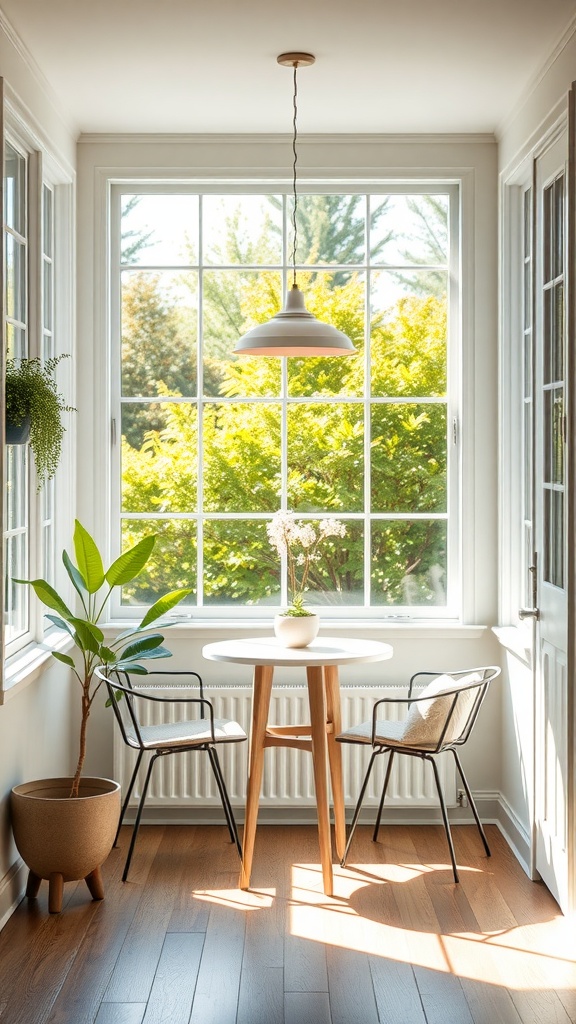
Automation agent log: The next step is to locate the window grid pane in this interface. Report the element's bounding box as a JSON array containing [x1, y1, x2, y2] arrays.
[[41, 183, 56, 585], [4, 143, 30, 646], [542, 176, 565, 590], [522, 186, 534, 609]]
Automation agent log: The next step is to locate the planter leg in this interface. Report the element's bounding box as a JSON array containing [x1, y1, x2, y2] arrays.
[[85, 866, 104, 902], [25, 871, 42, 899], [48, 873, 64, 914]]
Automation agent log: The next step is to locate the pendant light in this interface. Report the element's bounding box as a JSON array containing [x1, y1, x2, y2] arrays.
[[234, 53, 356, 358]]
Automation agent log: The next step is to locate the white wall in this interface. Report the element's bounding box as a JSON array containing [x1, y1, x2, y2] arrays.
[[0, 662, 77, 926], [0, 14, 77, 927]]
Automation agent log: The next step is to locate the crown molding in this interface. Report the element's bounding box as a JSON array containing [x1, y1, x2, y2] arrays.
[[497, 11, 576, 140], [0, 6, 78, 141], [78, 131, 496, 147]]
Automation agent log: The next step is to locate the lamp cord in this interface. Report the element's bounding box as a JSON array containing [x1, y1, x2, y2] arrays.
[[291, 62, 298, 287]]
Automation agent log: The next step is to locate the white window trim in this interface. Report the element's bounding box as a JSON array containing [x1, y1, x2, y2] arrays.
[[106, 179, 462, 622], [498, 116, 567, 639], [1, 103, 75, 699], [78, 138, 490, 632]]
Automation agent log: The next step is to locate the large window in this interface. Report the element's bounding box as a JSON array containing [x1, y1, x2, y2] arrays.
[[112, 186, 459, 618]]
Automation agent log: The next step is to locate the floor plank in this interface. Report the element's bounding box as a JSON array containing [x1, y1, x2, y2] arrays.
[[369, 958, 427, 1024], [285, 825, 329, 994], [414, 965, 475, 1024], [94, 1006, 147, 1024], [285, 991, 332, 1024], [46, 827, 164, 1024], [141, 932, 204, 1024], [102, 826, 197, 1004], [0, 824, 574, 1024], [327, 945, 380, 1024], [188, 871, 246, 1024], [235, 820, 289, 1024]]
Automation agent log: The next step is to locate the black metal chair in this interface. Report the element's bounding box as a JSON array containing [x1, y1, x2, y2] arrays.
[[337, 665, 501, 882], [95, 667, 247, 881]]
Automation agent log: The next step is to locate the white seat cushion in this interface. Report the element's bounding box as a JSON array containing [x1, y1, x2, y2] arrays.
[[339, 718, 406, 746], [126, 717, 246, 750], [338, 672, 483, 750]]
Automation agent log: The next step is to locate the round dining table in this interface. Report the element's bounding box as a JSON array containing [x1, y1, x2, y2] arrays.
[[202, 635, 393, 896]]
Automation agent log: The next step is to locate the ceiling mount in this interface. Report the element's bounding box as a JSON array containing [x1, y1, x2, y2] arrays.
[[277, 52, 316, 68]]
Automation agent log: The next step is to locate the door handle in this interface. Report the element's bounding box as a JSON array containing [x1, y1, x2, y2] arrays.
[[519, 607, 540, 620]]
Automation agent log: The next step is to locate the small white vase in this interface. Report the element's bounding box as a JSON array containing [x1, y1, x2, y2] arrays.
[[274, 613, 320, 648]]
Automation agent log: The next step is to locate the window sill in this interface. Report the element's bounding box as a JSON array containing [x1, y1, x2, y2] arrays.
[[1, 621, 487, 704], [103, 618, 487, 641], [1, 631, 73, 704], [492, 625, 533, 667]]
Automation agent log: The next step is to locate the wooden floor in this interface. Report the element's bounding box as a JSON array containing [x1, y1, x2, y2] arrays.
[[0, 823, 575, 1024]]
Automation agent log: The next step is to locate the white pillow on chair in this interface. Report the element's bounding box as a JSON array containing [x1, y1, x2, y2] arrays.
[[402, 672, 483, 748]]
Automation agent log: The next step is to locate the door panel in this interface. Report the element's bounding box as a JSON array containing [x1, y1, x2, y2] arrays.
[[534, 129, 570, 911]]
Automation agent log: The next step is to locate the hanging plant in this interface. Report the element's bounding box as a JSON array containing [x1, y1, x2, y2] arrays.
[[5, 354, 75, 488]]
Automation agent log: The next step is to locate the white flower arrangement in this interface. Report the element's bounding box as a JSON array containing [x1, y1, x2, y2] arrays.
[[266, 511, 347, 616]]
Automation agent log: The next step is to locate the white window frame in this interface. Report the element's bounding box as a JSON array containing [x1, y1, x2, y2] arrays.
[[1, 102, 75, 697], [108, 179, 462, 622], [4, 132, 32, 651]]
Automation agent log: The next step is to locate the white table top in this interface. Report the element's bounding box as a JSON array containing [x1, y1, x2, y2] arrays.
[[202, 636, 393, 668]]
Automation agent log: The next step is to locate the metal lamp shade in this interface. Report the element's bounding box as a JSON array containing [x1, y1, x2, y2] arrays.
[[234, 285, 357, 358]]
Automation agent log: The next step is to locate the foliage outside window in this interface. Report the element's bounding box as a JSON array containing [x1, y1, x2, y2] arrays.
[[114, 188, 456, 616]]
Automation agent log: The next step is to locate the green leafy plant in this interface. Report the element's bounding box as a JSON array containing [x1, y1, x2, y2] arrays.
[[15, 521, 192, 798], [5, 354, 74, 488]]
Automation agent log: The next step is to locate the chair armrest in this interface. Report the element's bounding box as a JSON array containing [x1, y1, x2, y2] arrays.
[[105, 679, 217, 743], [115, 667, 202, 700], [108, 679, 213, 709], [370, 689, 462, 745]]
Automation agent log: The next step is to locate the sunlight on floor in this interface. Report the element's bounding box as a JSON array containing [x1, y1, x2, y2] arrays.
[[288, 862, 576, 991], [193, 887, 275, 911], [188, 855, 576, 995]]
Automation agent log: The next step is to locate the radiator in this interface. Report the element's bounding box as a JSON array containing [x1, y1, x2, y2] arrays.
[[112, 685, 456, 818]]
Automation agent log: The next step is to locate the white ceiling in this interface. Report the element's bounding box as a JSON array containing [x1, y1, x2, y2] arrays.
[[2, 0, 576, 136]]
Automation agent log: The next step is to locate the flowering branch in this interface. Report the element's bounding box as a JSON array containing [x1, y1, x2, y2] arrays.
[[266, 511, 347, 615]]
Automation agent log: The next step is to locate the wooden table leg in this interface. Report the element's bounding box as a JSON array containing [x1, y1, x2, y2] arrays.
[[307, 665, 333, 896], [240, 663, 274, 890], [324, 665, 346, 863]]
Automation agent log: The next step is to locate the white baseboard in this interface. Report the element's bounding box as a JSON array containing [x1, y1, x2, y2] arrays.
[[0, 858, 27, 932], [491, 791, 533, 878]]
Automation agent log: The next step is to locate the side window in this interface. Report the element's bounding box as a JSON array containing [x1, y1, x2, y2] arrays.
[[3, 145, 60, 657]]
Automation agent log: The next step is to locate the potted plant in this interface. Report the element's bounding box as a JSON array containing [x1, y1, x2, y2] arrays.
[[5, 354, 74, 487], [11, 520, 191, 912], [266, 511, 347, 647]]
